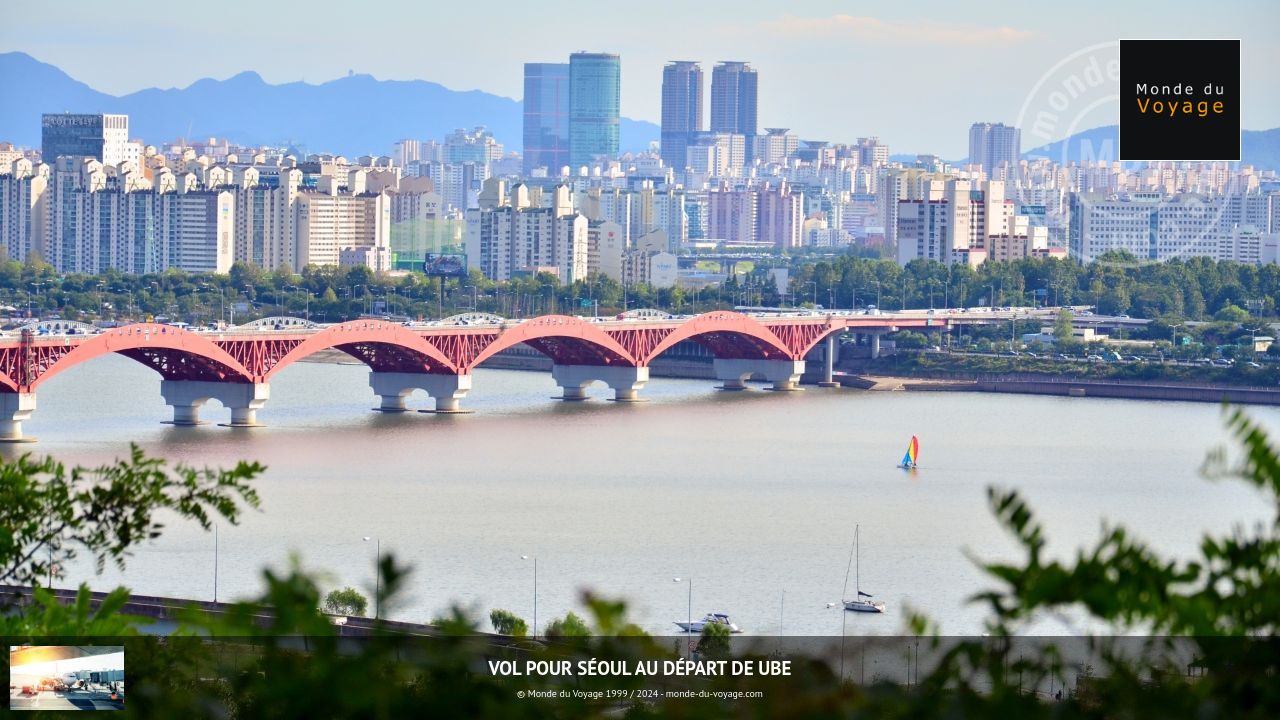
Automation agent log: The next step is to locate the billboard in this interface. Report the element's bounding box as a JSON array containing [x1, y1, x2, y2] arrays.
[[423, 253, 467, 278]]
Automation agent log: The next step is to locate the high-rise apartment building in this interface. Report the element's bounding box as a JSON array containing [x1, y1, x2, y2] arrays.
[[710, 62, 758, 165], [294, 188, 391, 271], [0, 159, 49, 263], [41, 113, 130, 166], [968, 122, 1021, 175], [568, 52, 621, 169], [523, 63, 571, 175], [660, 61, 703, 172], [465, 180, 587, 283]]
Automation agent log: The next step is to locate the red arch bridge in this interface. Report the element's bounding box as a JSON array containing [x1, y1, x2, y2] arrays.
[[0, 308, 979, 441]]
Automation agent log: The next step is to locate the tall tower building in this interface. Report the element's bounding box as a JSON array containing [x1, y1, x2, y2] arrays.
[[710, 62, 758, 164], [568, 52, 621, 169], [660, 61, 703, 172], [523, 63, 571, 175], [968, 122, 1021, 175]]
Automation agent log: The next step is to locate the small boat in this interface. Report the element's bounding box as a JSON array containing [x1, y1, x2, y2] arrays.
[[674, 613, 743, 634], [842, 524, 886, 614], [899, 435, 919, 469]]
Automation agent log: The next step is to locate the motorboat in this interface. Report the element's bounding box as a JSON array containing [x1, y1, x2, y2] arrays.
[[674, 613, 743, 634]]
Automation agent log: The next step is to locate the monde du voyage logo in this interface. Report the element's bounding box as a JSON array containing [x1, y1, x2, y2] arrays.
[[1120, 39, 1240, 161]]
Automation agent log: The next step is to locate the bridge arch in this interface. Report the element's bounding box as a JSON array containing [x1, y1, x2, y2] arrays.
[[638, 311, 793, 364], [19, 324, 254, 392], [261, 319, 460, 379], [467, 315, 637, 370]]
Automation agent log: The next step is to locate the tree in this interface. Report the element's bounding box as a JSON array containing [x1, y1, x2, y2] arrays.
[[322, 587, 369, 617], [1053, 308, 1074, 342], [1214, 303, 1249, 323], [544, 611, 590, 638], [697, 620, 731, 659], [488, 608, 528, 637], [0, 445, 262, 589]]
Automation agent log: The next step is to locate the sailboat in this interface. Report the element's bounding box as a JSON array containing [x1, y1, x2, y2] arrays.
[[842, 524, 886, 614], [899, 435, 919, 469]]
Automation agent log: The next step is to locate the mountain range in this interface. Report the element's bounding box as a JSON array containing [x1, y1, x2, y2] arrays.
[[2, 52, 1276, 170], [0, 52, 659, 156], [1022, 125, 1280, 171]]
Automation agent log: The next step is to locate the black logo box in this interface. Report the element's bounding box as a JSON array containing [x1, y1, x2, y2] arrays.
[[1119, 39, 1240, 161]]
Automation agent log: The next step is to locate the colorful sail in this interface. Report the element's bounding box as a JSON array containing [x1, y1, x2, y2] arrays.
[[901, 435, 919, 467]]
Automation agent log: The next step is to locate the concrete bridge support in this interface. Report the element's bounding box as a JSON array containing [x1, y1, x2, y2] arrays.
[[0, 392, 37, 442], [870, 332, 883, 359], [818, 335, 840, 387], [714, 358, 806, 391], [369, 372, 472, 413], [551, 364, 649, 401], [160, 380, 270, 427]]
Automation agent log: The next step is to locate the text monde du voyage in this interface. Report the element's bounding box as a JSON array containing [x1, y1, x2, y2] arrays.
[[1134, 82, 1228, 118]]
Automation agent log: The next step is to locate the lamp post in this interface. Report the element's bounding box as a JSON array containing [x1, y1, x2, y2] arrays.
[[213, 523, 219, 603], [363, 536, 380, 619], [521, 555, 537, 639], [673, 577, 692, 657], [807, 281, 817, 308]]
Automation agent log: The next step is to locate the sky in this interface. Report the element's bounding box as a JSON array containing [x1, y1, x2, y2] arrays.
[[3, 0, 1278, 157]]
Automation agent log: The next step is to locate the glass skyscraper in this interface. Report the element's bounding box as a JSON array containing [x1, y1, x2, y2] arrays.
[[523, 63, 570, 175], [568, 52, 621, 169], [660, 61, 703, 172], [710, 62, 758, 163]]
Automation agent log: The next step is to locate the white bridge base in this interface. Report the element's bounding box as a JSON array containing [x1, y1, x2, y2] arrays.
[[0, 392, 37, 442], [369, 372, 473, 413], [714, 359, 805, 391], [551, 365, 649, 401], [161, 380, 270, 427]]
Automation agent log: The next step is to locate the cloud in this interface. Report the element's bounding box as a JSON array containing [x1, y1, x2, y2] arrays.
[[755, 14, 1034, 48]]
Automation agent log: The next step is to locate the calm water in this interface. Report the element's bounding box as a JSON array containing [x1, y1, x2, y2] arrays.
[[8, 354, 1275, 636]]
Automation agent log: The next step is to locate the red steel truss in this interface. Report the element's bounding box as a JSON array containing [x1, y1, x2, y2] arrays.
[[0, 313, 940, 392]]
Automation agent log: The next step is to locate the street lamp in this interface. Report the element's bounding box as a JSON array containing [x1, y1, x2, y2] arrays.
[[807, 281, 817, 309], [521, 555, 538, 639], [673, 577, 692, 657], [363, 536, 381, 619], [213, 523, 219, 603]]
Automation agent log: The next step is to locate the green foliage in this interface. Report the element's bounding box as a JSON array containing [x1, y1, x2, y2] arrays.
[[544, 611, 590, 638], [488, 608, 528, 637], [1053, 308, 1074, 341], [697, 621, 731, 659], [0, 444, 263, 588], [322, 586, 369, 617], [1214, 303, 1250, 323]]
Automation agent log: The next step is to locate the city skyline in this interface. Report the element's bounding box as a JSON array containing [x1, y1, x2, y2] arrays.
[[3, 1, 1278, 158]]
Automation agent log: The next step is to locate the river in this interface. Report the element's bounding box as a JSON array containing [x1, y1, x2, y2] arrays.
[[6, 354, 1274, 637]]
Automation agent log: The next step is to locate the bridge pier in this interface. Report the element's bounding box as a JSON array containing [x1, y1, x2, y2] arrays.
[[818, 335, 839, 387], [870, 332, 882, 359], [714, 358, 805, 391], [551, 364, 649, 401], [0, 392, 37, 442], [369, 372, 472, 413], [160, 380, 270, 427]]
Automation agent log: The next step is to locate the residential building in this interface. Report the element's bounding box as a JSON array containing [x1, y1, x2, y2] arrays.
[[465, 180, 588, 283], [660, 61, 703, 172], [710, 62, 758, 164], [968, 122, 1021, 176]]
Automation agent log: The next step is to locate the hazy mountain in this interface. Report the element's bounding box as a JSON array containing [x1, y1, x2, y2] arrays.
[[1023, 124, 1280, 171], [0, 52, 659, 156]]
